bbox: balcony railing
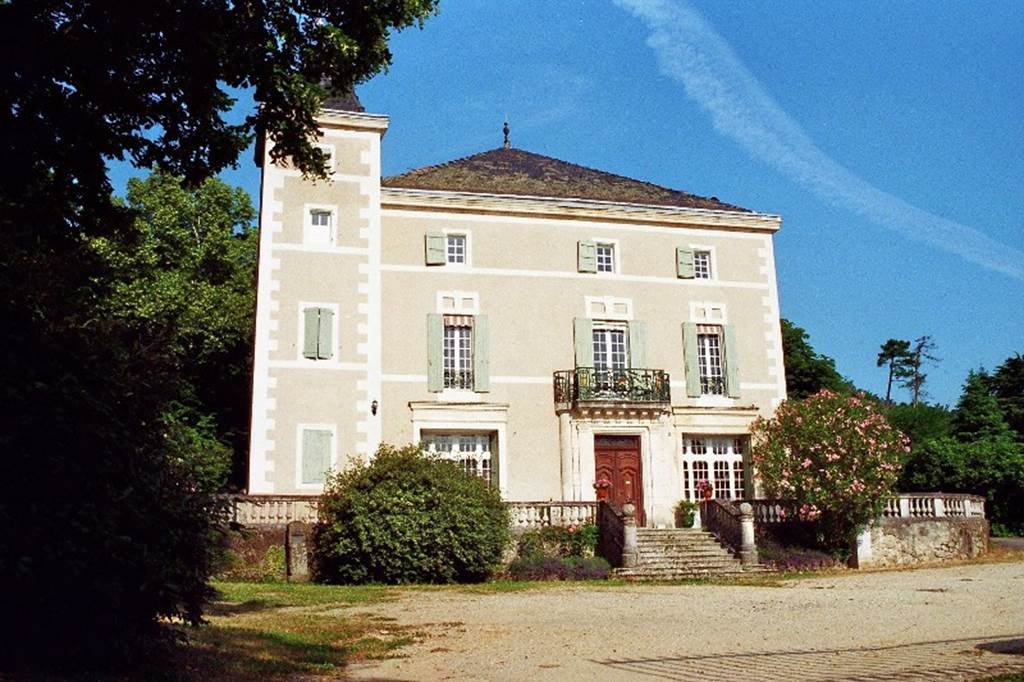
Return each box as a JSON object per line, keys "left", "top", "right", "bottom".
{"left": 553, "top": 367, "right": 671, "bottom": 404}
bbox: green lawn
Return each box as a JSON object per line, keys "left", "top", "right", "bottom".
{"left": 171, "top": 581, "right": 409, "bottom": 680}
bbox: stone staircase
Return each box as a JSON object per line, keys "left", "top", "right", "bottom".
{"left": 613, "top": 528, "right": 767, "bottom": 580}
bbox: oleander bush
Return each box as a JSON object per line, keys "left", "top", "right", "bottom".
{"left": 752, "top": 390, "right": 907, "bottom": 550}
{"left": 311, "top": 443, "right": 510, "bottom": 584}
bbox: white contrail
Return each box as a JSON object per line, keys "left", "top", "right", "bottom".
{"left": 614, "top": 0, "right": 1024, "bottom": 282}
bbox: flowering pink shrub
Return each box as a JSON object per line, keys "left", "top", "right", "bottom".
{"left": 751, "top": 390, "right": 908, "bottom": 547}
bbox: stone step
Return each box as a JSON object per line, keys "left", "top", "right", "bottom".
{"left": 614, "top": 568, "right": 767, "bottom": 581}
{"left": 637, "top": 552, "right": 735, "bottom": 561}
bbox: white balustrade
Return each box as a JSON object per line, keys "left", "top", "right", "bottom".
{"left": 508, "top": 502, "right": 598, "bottom": 529}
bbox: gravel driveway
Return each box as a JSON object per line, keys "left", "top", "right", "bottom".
{"left": 345, "top": 562, "right": 1024, "bottom": 681}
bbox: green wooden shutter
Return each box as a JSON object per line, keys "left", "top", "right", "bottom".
{"left": 677, "top": 248, "right": 695, "bottom": 279}
{"left": 723, "top": 323, "right": 741, "bottom": 398}
{"left": 425, "top": 232, "right": 446, "bottom": 265}
{"left": 682, "top": 322, "right": 701, "bottom": 397}
{"left": 317, "top": 308, "right": 334, "bottom": 360}
{"left": 628, "top": 320, "right": 647, "bottom": 369}
{"left": 489, "top": 435, "right": 499, "bottom": 490}
{"left": 301, "top": 429, "right": 331, "bottom": 484}
{"left": 577, "top": 240, "right": 597, "bottom": 273}
{"left": 427, "top": 313, "right": 444, "bottom": 391}
{"left": 573, "top": 318, "right": 594, "bottom": 367}
{"left": 302, "top": 307, "right": 320, "bottom": 359}
{"left": 473, "top": 314, "right": 490, "bottom": 392}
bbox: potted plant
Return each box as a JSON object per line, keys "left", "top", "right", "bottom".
{"left": 674, "top": 500, "right": 697, "bottom": 528}
{"left": 696, "top": 479, "right": 714, "bottom": 500}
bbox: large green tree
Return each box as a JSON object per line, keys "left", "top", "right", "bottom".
{"left": 780, "top": 319, "right": 854, "bottom": 400}
{"left": 987, "top": 353, "right": 1024, "bottom": 442}
{"left": 0, "top": 0, "right": 438, "bottom": 667}
{"left": 94, "top": 171, "right": 258, "bottom": 488}
{"left": 900, "top": 371, "right": 1024, "bottom": 534}
{"left": 876, "top": 338, "right": 913, "bottom": 404}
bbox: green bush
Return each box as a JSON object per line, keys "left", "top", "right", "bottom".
{"left": 674, "top": 500, "right": 697, "bottom": 528}
{"left": 311, "top": 443, "right": 510, "bottom": 584}
{"left": 516, "top": 523, "right": 598, "bottom": 559}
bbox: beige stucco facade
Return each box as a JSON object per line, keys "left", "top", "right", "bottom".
{"left": 248, "top": 107, "right": 786, "bottom": 527}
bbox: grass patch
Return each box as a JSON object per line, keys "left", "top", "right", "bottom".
{"left": 167, "top": 582, "right": 410, "bottom": 680}
{"left": 211, "top": 580, "right": 397, "bottom": 608}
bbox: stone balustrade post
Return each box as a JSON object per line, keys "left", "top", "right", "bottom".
{"left": 622, "top": 502, "right": 638, "bottom": 568}
{"left": 898, "top": 497, "right": 911, "bottom": 518}
{"left": 933, "top": 497, "right": 945, "bottom": 517}
{"left": 738, "top": 502, "right": 756, "bottom": 565}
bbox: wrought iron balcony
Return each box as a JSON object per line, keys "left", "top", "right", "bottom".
{"left": 553, "top": 367, "right": 671, "bottom": 405}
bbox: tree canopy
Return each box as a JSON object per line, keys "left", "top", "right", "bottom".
{"left": 780, "top": 319, "right": 854, "bottom": 400}
{"left": 1, "top": 0, "right": 439, "bottom": 667}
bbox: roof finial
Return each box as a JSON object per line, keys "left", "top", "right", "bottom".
{"left": 502, "top": 117, "right": 510, "bottom": 150}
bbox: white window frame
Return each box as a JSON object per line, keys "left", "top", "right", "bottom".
{"left": 297, "top": 301, "right": 340, "bottom": 363}
{"left": 585, "top": 295, "right": 633, "bottom": 321}
{"left": 696, "top": 325, "right": 726, "bottom": 396}
{"left": 436, "top": 290, "right": 480, "bottom": 315}
{"left": 689, "top": 301, "right": 728, "bottom": 325}
{"left": 411, "top": 409, "right": 508, "bottom": 497}
{"left": 687, "top": 244, "right": 716, "bottom": 281}
{"left": 303, "top": 203, "right": 337, "bottom": 245}
{"left": 680, "top": 435, "right": 746, "bottom": 501}
{"left": 593, "top": 238, "right": 619, "bottom": 274}
{"left": 421, "top": 432, "right": 495, "bottom": 486}
{"left": 295, "top": 423, "right": 338, "bottom": 491}
{"left": 442, "top": 317, "right": 474, "bottom": 390}
{"left": 442, "top": 228, "right": 472, "bottom": 267}
{"left": 591, "top": 322, "right": 630, "bottom": 371}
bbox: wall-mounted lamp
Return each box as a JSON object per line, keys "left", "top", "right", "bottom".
{"left": 371, "top": 399, "right": 379, "bottom": 416}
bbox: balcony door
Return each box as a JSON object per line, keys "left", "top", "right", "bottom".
{"left": 594, "top": 435, "right": 645, "bottom": 526}
{"left": 592, "top": 327, "right": 628, "bottom": 371}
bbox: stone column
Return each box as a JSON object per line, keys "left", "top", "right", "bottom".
{"left": 622, "top": 503, "right": 638, "bottom": 568}
{"left": 851, "top": 525, "right": 874, "bottom": 568}
{"left": 558, "top": 411, "right": 573, "bottom": 500}
{"left": 286, "top": 521, "right": 311, "bottom": 582}
{"left": 738, "top": 502, "right": 756, "bottom": 565}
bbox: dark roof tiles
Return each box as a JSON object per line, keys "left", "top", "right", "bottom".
{"left": 382, "top": 147, "right": 749, "bottom": 212}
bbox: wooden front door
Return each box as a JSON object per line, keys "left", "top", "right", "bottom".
{"left": 594, "top": 435, "right": 645, "bottom": 526}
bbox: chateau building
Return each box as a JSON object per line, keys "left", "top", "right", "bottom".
{"left": 247, "top": 95, "right": 786, "bottom": 528}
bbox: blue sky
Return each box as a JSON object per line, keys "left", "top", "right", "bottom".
{"left": 110, "top": 0, "right": 1023, "bottom": 407}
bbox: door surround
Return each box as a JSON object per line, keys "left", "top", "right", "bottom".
{"left": 594, "top": 433, "right": 645, "bottom": 526}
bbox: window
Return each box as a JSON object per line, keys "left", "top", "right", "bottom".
{"left": 300, "top": 427, "right": 333, "bottom": 485}
{"left": 693, "top": 250, "right": 712, "bottom": 279}
{"left": 592, "top": 326, "right": 628, "bottom": 371}
{"left": 307, "top": 209, "right": 333, "bottom": 245}
{"left": 697, "top": 325, "right": 725, "bottom": 395}
{"left": 443, "top": 315, "right": 474, "bottom": 389}
{"left": 596, "top": 243, "right": 615, "bottom": 273}
{"left": 681, "top": 436, "right": 747, "bottom": 500}
{"left": 692, "top": 460, "right": 709, "bottom": 496}
{"left": 446, "top": 234, "right": 467, "bottom": 264}
{"left": 302, "top": 306, "right": 334, "bottom": 360}
{"left": 422, "top": 433, "right": 494, "bottom": 485}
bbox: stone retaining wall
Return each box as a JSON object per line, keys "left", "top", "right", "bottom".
{"left": 857, "top": 517, "right": 989, "bottom": 568}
